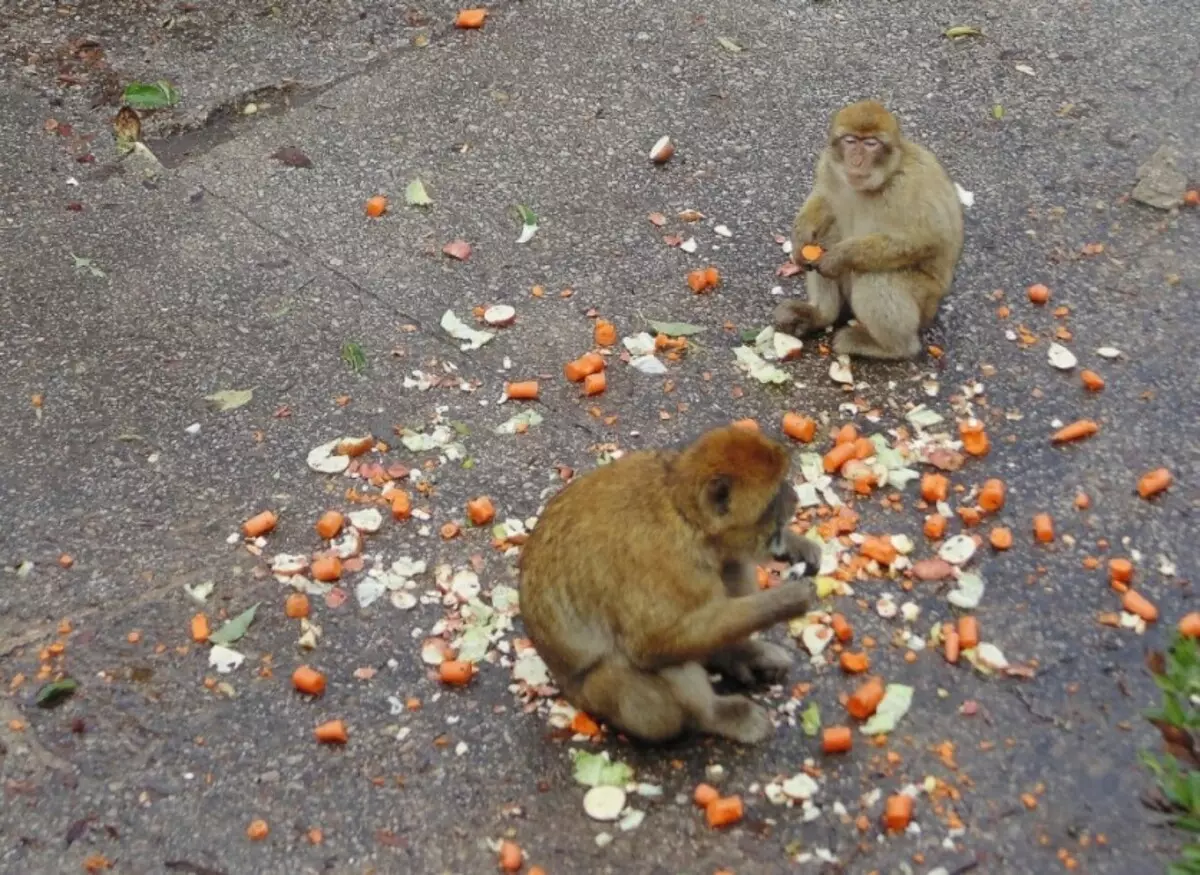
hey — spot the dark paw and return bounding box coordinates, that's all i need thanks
[772,301,816,337]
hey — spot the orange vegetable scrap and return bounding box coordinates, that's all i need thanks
[943,624,961,664]
[505,381,540,401]
[454,8,487,29]
[583,371,607,397]
[830,613,853,643]
[1051,419,1099,444]
[860,537,897,566]
[959,418,990,456]
[1074,492,1091,510]
[565,352,605,382]
[731,418,760,433]
[848,676,885,719]
[1179,613,1200,638]
[285,592,311,619]
[315,511,344,540]
[1033,513,1054,543]
[292,665,327,696]
[822,725,853,754]
[852,437,875,460]
[799,243,824,263]
[924,514,947,540]
[840,651,870,674]
[834,423,858,445]
[687,269,709,293]
[823,442,857,474]
[440,522,461,540]
[705,795,744,828]
[466,496,496,526]
[704,266,721,289]
[1137,468,1172,499]
[989,527,1013,551]
[921,473,949,503]
[190,613,210,643]
[314,719,348,744]
[364,195,388,218]
[570,711,601,737]
[246,819,269,841]
[439,659,474,686]
[242,510,278,538]
[1081,370,1105,391]
[311,555,343,582]
[498,840,523,873]
[1109,558,1133,585]
[693,783,720,808]
[1185,189,1200,207]
[979,479,1006,512]
[883,794,914,832]
[1122,590,1158,623]
[1027,283,1051,305]
[782,412,816,443]
[594,320,617,347]
[957,616,979,650]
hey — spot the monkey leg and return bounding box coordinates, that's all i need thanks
[706,638,794,686]
[772,270,845,337]
[835,273,927,360]
[661,662,773,744]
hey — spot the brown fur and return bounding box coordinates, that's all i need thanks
[774,99,965,360]
[518,426,820,745]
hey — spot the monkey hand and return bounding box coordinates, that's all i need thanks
[771,577,816,621]
[813,244,848,279]
[772,529,824,576]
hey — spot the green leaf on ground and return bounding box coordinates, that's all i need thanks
[647,320,706,337]
[342,341,367,373]
[801,701,821,737]
[716,37,744,53]
[122,80,181,110]
[405,178,432,206]
[36,678,78,708]
[204,389,253,412]
[208,603,260,645]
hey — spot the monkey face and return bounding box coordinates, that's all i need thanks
[834,135,896,192]
[702,474,798,559]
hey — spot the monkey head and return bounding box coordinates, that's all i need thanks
[827,99,903,193]
[667,426,798,559]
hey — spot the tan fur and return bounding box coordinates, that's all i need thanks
[774,100,965,360]
[518,426,820,744]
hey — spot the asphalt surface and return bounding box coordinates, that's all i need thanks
[1,1,1198,873]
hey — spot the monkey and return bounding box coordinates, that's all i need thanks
[773,99,964,360]
[517,425,821,745]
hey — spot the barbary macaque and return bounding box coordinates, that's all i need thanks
[774,100,964,360]
[518,425,820,744]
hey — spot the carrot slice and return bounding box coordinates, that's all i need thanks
[830,613,853,643]
[1137,468,1172,499]
[1052,419,1099,444]
[957,616,979,649]
[978,479,1006,512]
[822,725,853,754]
[1179,613,1200,638]
[564,352,605,382]
[823,442,857,474]
[957,506,982,527]
[840,651,870,674]
[315,511,344,540]
[834,423,858,445]
[959,419,990,456]
[923,514,947,540]
[847,676,885,719]
[1109,558,1133,584]
[242,510,278,538]
[989,526,1013,550]
[454,8,487,29]
[570,711,601,737]
[693,783,720,807]
[782,412,816,443]
[505,381,540,400]
[920,474,949,503]
[292,665,327,696]
[498,840,522,873]
[583,371,607,396]
[1123,590,1158,623]
[883,793,914,831]
[311,556,342,582]
[703,267,720,288]
[389,491,412,520]
[440,522,461,540]
[943,625,960,664]
[364,195,388,218]
[439,659,474,685]
[799,243,824,263]
[705,795,744,828]
[731,418,760,433]
[1081,370,1105,391]
[1033,513,1054,543]
[594,320,617,347]
[1026,283,1051,305]
[860,537,897,566]
[687,269,709,293]
[190,613,210,643]
[314,719,348,744]
[466,496,496,526]
[852,437,875,460]
[284,592,310,619]
[246,819,269,840]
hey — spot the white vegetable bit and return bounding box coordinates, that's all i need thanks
[1047,343,1077,370]
[583,785,627,821]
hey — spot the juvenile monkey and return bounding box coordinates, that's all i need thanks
[518,425,821,745]
[774,100,964,360]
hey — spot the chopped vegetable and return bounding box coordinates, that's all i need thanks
[782,412,816,443]
[840,651,870,673]
[311,556,343,582]
[292,665,327,696]
[924,514,947,540]
[498,840,522,872]
[565,353,605,382]
[1027,283,1051,305]
[823,442,857,474]
[921,473,949,503]
[693,783,720,807]
[1081,370,1105,391]
[883,793,914,831]
[455,8,487,29]
[1051,419,1099,444]
[1033,513,1054,543]
[687,270,709,293]
[978,479,1006,512]
[705,796,744,828]
[943,624,960,663]
[847,676,885,719]
[1178,613,1200,637]
[505,381,540,401]
[704,267,721,288]
[822,725,853,754]
[957,616,979,649]
[439,660,474,685]
[391,492,412,520]
[959,418,990,456]
[989,526,1013,550]
[1123,590,1158,623]
[315,511,344,540]
[834,423,858,445]
[799,243,824,263]
[860,537,897,566]
[731,419,760,432]
[242,510,277,538]
[1137,468,1172,499]
[246,819,269,840]
[583,371,607,396]
[466,497,496,526]
[314,719,348,744]
[594,320,617,347]
[830,613,853,643]
[190,613,210,643]
[1109,558,1133,585]
[285,592,311,619]
[365,195,388,218]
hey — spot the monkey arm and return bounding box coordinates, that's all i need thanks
[832,233,939,273]
[792,195,836,249]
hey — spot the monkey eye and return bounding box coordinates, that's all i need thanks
[841,135,859,145]
[862,137,880,148]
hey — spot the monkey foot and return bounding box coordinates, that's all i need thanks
[772,300,819,338]
[706,696,773,744]
[831,324,920,361]
[707,639,794,687]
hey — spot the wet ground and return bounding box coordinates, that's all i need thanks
[1,1,1198,873]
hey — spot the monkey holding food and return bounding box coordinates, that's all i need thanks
[774,100,964,360]
[518,425,820,745]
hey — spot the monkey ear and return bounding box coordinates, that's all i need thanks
[705,475,734,516]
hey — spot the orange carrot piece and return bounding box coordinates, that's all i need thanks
[439,659,474,685]
[190,613,210,643]
[1074,492,1091,510]
[959,418,990,456]
[391,491,412,520]
[883,793,914,832]
[292,665,327,696]
[705,795,744,828]
[834,423,858,445]
[957,506,982,527]
[242,510,278,538]
[840,651,870,674]
[440,522,461,540]
[1052,419,1099,444]
[822,726,853,754]
[314,719,348,744]
[957,616,979,650]
[1027,283,1051,305]
[593,321,617,348]
[1123,590,1158,623]
[315,511,344,540]
[246,819,269,840]
[978,479,1006,512]
[799,243,824,263]
[704,267,720,288]
[847,677,885,719]
[1033,513,1054,543]
[693,783,720,808]
[943,625,960,664]
[782,412,816,443]
[505,381,540,401]
[823,442,857,474]
[498,840,522,873]
[989,526,1013,550]
[1137,468,1172,499]
[1109,558,1133,584]
[364,195,388,218]
[921,474,949,503]
[311,555,342,582]
[923,514,947,540]
[687,269,710,293]
[284,592,310,619]
[830,613,853,643]
[454,8,487,29]
[466,496,496,526]
[1179,613,1200,638]
[852,437,875,460]
[1081,370,1105,391]
[570,711,601,737]
[565,352,605,382]
[583,371,607,396]
[860,537,897,566]
[731,418,760,433]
